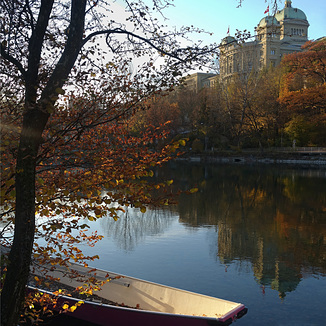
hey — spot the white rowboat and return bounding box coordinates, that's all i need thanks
[31,261,247,326]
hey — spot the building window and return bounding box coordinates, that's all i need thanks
[271,49,276,55]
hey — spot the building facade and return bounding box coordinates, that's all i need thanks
[219,0,309,81]
[181,72,218,92]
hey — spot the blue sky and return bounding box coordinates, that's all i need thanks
[161,0,326,44]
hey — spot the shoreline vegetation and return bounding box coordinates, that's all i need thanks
[179,147,326,167]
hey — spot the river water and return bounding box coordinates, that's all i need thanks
[72,162,326,325]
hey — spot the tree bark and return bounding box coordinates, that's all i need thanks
[1,1,87,325]
[1,108,49,326]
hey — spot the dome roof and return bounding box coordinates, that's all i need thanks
[275,1,307,21]
[258,16,280,28]
[221,36,236,45]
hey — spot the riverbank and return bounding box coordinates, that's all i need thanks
[180,147,326,167]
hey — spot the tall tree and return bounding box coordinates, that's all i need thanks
[279,38,326,145]
[0,1,213,325]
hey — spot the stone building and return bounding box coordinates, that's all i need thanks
[219,0,309,81]
[181,72,218,92]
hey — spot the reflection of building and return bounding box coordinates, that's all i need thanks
[220,0,309,81]
[218,223,302,300]
[252,240,301,300]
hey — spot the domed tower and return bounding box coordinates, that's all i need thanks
[275,0,309,48]
[255,15,281,67]
[255,0,309,68]
[219,0,309,82]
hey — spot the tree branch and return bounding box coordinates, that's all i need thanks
[40,0,87,106]
[25,0,55,104]
[0,42,27,81]
[82,28,189,62]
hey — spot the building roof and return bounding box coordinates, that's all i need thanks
[275,1,307,21]
[221,36,236,45]
[258,16,280,28]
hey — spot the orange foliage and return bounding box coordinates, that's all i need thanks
[1,87,186,322]
[279,38,326,145]
[279,38,326,114]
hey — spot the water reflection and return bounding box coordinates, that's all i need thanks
[99,207,175,251]
[100,162,326,300]
[171,162,326,299]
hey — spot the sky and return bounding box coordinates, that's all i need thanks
[160,0,326,45]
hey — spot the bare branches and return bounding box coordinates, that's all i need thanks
[0,43,27,80]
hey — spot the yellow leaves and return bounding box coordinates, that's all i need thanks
[189,188,198,193]
[178,139,187,147]
[166,180,173,186]
[140,206,146,213]
[9,189,16,198]
[0,190,6,205]
[63,189,70,196]
[4,178,15,187]
[94,208,102,217]
[37,177,45,185]
[53,289,62,296]
[62,304,69,310]
[106,62,115,69]
[69,305,77,312]
[41,208,50,216]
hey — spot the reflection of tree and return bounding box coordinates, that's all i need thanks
[100,207,175,251]
[158,161,326,299]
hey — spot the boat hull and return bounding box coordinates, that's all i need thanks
[46,290,247,326]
